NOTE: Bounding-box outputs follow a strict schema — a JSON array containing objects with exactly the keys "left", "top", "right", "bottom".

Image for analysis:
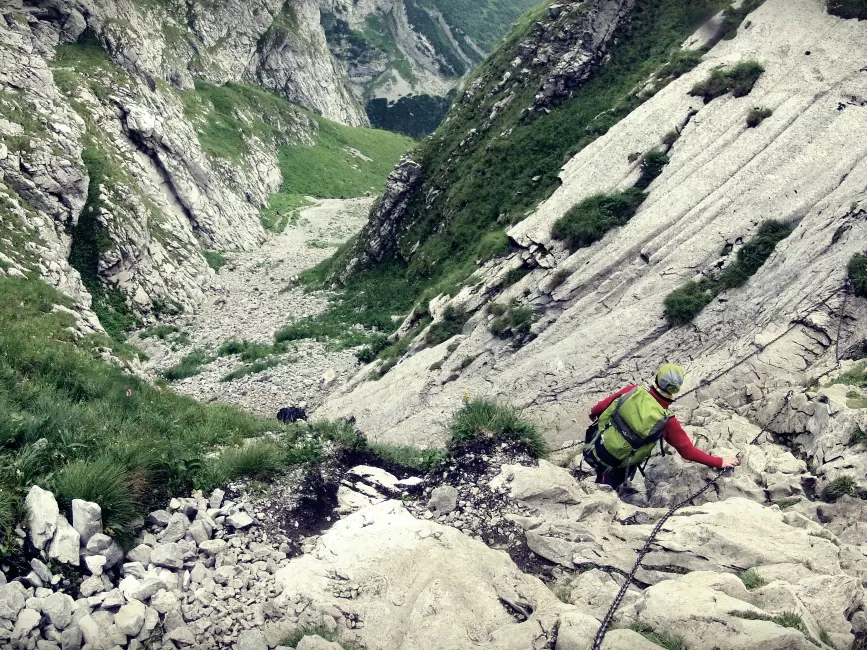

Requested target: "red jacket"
[{"left": 589, "top": 385, "right": 723, "bottom": 469}]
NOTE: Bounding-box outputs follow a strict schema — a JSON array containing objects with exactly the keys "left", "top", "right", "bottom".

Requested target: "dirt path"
[{"left": 134, "top": 197, "right": 373, "bottom": 418}]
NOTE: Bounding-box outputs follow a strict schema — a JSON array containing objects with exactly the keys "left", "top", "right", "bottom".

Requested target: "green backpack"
[{"left": 584, "top": 387, "right": 671, "bottom": 470}]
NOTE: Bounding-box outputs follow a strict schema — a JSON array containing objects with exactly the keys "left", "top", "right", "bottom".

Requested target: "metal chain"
[{"left": 590, "top": 427, "right": 768, "bottom": 650}]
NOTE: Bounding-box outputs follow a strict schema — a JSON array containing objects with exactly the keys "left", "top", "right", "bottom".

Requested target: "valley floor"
[{"left": 134, "top": 198, "right": 373, "bottom": 418}]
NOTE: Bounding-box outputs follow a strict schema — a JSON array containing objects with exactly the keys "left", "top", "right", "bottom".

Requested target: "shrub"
[
  {"left": 53, "top": 458, "right": 139, "bottom": 546},
  {"left": 202, "top": 250, "right": 226, "bottom": 273},
  {"left": 827, "top": 0, "right": 867, "bottom": 19},
  {"left": 629, "top": 623, "right": 685, "bottom": 650},
  {"left": 503, "top": 266, "right": 531, "bottom": 287},
  {"left": 662, "top": 130, "right": 680, "bottom": 146},
  {"left": 746, "top": 107, "right": 773, "bottom": 128},
  {"left": 849, "top": 253, "right": 867, "bottom": 298},
  {"left": 141, "top": 325, "right": 179, "bottom": 340},
  {"left": 665, "top": 220, "right": 793, "bottom": 326},
  {"left": 426, "top": 305, "right": 470, "bottom": 345},
  {"left": 162, "top": 348, "right": 214, "bottom": 381},
  {"left": 820, "top": 475, "right": 858, "bottom": 502},
  {"left": 220, "top": 358, "right": 281, "bottom": 382},
  {"left": 739, "top": 568, "right": 766, "bottom": 590},
  {"left": 449, "top": 398, "right": 548, "bottom": 458},
  {"left": 551, "top": 188, "right": 646, "bottom": 252},
  {"left": 664, "top": 280, "right": 714, "bottom": 326},
  {"left": 690, "top": 61, "right": 765, "bottom": 101},
  {"left": 833, "top": 361, "right": 867, "bottom": 388},
  {"left": 635, "top": 149, "right": 670, "bottom": 190},
  {"left": 489, "top": 300, "right": 534, "bottom": 339},
  {"left": 197, "top": 441, "right": 286, "bottom": 493}
]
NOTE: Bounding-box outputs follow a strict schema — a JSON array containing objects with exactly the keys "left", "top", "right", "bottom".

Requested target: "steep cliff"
[{"left": 318, "top": 0, "right": 867, "bottom": 501}]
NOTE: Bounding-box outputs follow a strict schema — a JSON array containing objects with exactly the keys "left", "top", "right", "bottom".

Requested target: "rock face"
[{"left": 318, "top": 0, "right": 867, "bottom": 496}]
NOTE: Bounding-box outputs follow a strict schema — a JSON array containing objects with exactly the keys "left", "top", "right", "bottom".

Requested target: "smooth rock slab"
[{"left": 25, "top": 485, "right": 59, "bottom": 551}]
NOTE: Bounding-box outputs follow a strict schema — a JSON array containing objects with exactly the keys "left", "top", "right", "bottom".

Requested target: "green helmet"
[{"left": 655, "top": 363, "right": 685, "bottom": 399}]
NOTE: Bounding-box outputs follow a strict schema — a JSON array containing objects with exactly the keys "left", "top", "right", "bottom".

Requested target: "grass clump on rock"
[
  {"left": 827, "top": 0, "right": 867, "bottom": 19},
  {"left": 202, "top": 250, "right": 226, "bottom": 273},
  {"left": 665, "top": 220, "right": 793, "bottom": 326},
  {"left": 848, "top": 252, "right": 867, "bottom": 297},
  {"left": 739, "top": 568, "right": 767, "bottom": 590},
  {"left": 689, "top": 61, "right": 765, "bottom": 101},
  {"left": 820, "top": 475, "right": 862, "bottom": 502},
  {"left": 426, "top": 305, "right": 470, "bottom": 346},
  {"left": 551, "top": 188, "right": 645, "bottom": 253},
  {"left": 635, "top": 149, "right": 670, "bottom": 190},
  {"left": 489, "top": 300, "right": 533, "bottom": 340},
  {"left": 449, "top": 398, "right": 548, "bottom": 458},
  {"left": 629, "top": 623, "right": 685, "bottom": 650},
  {"left": 746, "top": 107, "right": 773, "bottom": 128}
]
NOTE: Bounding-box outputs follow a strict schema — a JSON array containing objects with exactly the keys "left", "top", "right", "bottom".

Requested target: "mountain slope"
[{"left": 318, "top": 0, "right": 867, "bottom": 497}]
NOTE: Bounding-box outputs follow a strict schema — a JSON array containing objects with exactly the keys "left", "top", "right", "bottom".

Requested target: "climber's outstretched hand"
[{"left": 720, "top": 456, "right": 741, "bottom": 469}]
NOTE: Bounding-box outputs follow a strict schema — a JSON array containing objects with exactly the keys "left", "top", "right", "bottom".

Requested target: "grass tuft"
[
  {"left": 635, "top": 149, "right": 670, "bottom": 190},
  {"left": 162, "top": 348, "right": 215, "bottom": 382},
  {"left": 449, "top": 398, "right": 548, "bottom": 458},
  {"left": 220, "top": 359, "right": 282, "bottom": 383},
  {"left": 746, "top": 107, "right": 773, "bottom": 128},
  {"left": 426, "top": 305, "right": 470, "bottom": 346},
  {"left": 739, "top": 568, "right": 767, "bottom": 590},
  {"left": 827, "top": 0, "right": 867, "bottom": 20},
  {"left": 489, "top": 300, "right": 533, "bottom": 340},
  {"left": 629, "top": 623, "right": 685, "bottom": 650},
  {"left": 848, "top": 253, "right": 867, "bottom": 298},
  {"left": 665, "top": 220, "right": 793, "bottom": 326},
  {"left": 820, "top": 475, "right": 860, "bottom": 503},
  {"left": 202, "top": 250, "right": 226, "bottom": 273},
  {"left": 551, "top": 188, "right": 646, "bottom": 253},
  {"left": 850, "top": 426, "right": 867, "bottom": 446},
  {"left": 197, "top": 441, "right": 287, "bottom": 494},
  {"left": 218, "top": 340, "right": 275, "bottom": 363},
  {"left": 689, "top": 60, "right": 765, "bottom": 101}
]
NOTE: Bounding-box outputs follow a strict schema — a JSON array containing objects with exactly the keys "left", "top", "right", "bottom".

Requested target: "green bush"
[
  {"left": 848, "top": 253, "right": 867, "bottom": 298},
  {"left": 197, "top": 441, "right": 287, "bottom": 493},
  {"left": 202, "top": 250, "right": 226, "bottom": 273},
  {"left": 163, "top": 348, "right": 215, "bottom": 381},
  {"left": 449, "top": 398, "right": 548, "bottom": 457},
  {"left": 489, "top": 300, "right": 533, "bottom": 339},
  {"left": 827, "top": 0, "right": 867, "bottom": 19},
  {"left": 746, "top": 107, "right": 773, "bottom": 128},
  {"left": 739, "top": 568, "right": 766, "bottom": 590},
  {"left": 220, "top": 358, "right": 281, "bottom": 383},
  {"left": 217, "top": 340, "right": 274, "bottom": 363},
  {"left": 690, "top": 61, "right": 765, "bottom": 101},
  {"left": 820, "top": 475, "right": 859, "bottom": 502},
  {"left": 53, "top": 458, "right": 139, "bottom": 546},
  {"left": 629, "top": 623, "right": 684, "bottom": 650},
  {"left": 551, "top": 188, "right": 646, "bottom": 252},
  {"left": 635, "top": 149, "right": 670, "bottom": 190},
  {"left": 665, "top": 220, "right": 793, "bottom": 326},
  {"left": 426, "top": 305, "right": 470, "bottom": 345},
  {"left": 833, "top": 361, "right": 867, "bottom": 388}
]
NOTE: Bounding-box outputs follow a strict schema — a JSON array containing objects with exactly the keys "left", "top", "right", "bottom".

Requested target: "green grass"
[
  {"left": 449, "top": 398, "right": 548, "bottom": 458},
  {"left": 849, "top": 253, "right": 867, "bottom": 298},
  {"left": 739, "top": 568, "right": 767, "bottom": 590},
  {"left": 635, "top": 149, "right": 670, "bottom": 190},
  {"left": 426, "top": 305, "right": 470, "bottom": 345},
  {"left": 850, "top": 427, "right": 866, "bottom": 446},
  {"left": 217, "top": 340, "right": 275, "bottom": 363},
  {"left": 282, "top": 626, "right": 366, "bottom": 650},
  {"left": 260, "top": 193, "right": 313, "bottom": 233},
  {"left": 220, "top": 358, "right": 282, "bottom": 383},
  {"left": 370, "top": 444, "right": 446, "bottom": 472},
  {"left": 202, "top": 250, "right": 226, "bottom": 273},
  {"left": 197, "top": 440, "right": 287, "bottom": 493},
  {"left": 773, "top": 497, "right": 802, "bottom": 509},
  {"left": 162, "top": 348, "right": 215, "bottom": 381},
  {"left": 827, "top": 0, "right": 867, "bottom": 19},
  {"left": 689, "top": 60, "right": 765, "bottom": 101},
  {"left": 729, "top": 610, "right": 811, "bottom": 636},
  {"left": 833, "top": 361, "right": 867, "bottom": 388},
  {"left": 141, "top": 325, "right": 179, "bottom": 340},
  {"left": 0, "top": 276, "right": 276, "bottom": 549},
  {"left": 629, "top": 623, "right": 685, "bottom": 650},
  {"left": 551, "top": 189, "right": 646, "bottom": 252},
  {"left": 276, "top": 262, "right": 420, "bottom": 351},
  {"left": 277, "top": 116, "right": 414, "bottom": 199},
  {"left": 746, "top": 107, "right": 773, "bottom": 128},
  {"left": 665, "top": 220, "right": 793, "bottom": 325},
  {"left": 820, "top": 475, "right": 861, "bottom": 503},
  {"left": 489, "top": 300, "right": 533, "bottom": 339}
]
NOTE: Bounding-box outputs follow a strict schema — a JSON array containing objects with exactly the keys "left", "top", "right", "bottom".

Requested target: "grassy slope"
[{"left": 427, "top": 0, "right": 545, "bottom": 50}]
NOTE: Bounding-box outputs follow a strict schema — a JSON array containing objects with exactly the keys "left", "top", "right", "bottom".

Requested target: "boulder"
[
  {"left": 25, "top": 486, "right": 59, "bottom": 550},
  {"left": 150, "top": 542, "right": 185, "bottom": 569},
  {"left": 48, "top": 515, "right": 80, "bottom": 565},
  {"left": 296, "top": 635, "right": 342, "bottom": 650},
  {"left": 41, "top": 592, "right": 74, "bottom": 630},
  {"left": 158, "top": 512, "right": 189, "bottom": 543},
  {"left": 237, "top": 629, "right": 269, "bottom": 650},
  {"left": 227, "top": 512, "right": 254, "bottom": 529},
  {"left": 428, "top": 485, "right": 459, "bottom": 514},
  {"left": 115, "top": 599, "right": 146, "bottom": 637},
  {"left": 71, "top": 499, "right": 102, "bottom": 545},
  {"left": 0, "top": 583, "right": 27, "bottom": 619}
]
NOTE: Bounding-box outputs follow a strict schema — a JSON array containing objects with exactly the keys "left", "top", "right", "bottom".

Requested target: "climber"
[{"left": 583, "top": 364, "right": 740, "bottom": 490}]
